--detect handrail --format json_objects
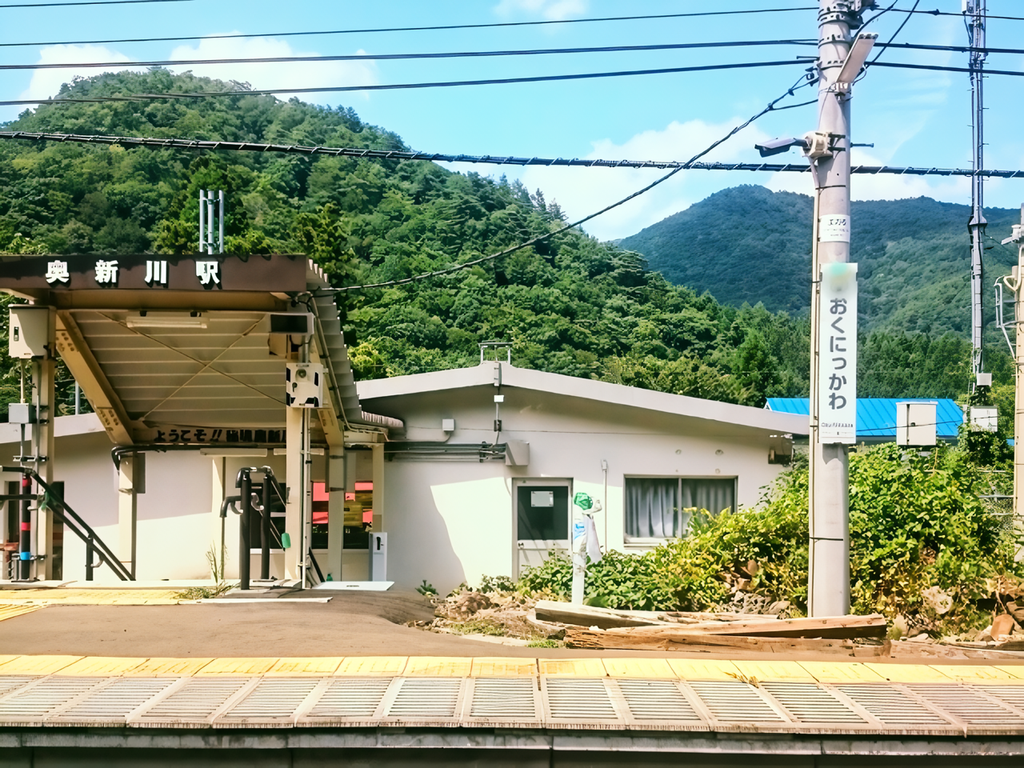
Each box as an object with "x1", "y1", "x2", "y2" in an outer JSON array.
[
  {"x1": 253, "y1": 465, "x2": 323, "y2": 586},
  {"x1": 2, "y1": 466, "x2": 133, "y2": 582}
]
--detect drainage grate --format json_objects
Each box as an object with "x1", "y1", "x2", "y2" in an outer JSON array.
[
  {"x1": 470, "y1": 678, "x2": 537, "y2": 720},
  {"x1": 222, "y1": 678, "x2": 319, "y2": 720},
  {"x1": 545, "y1": 678, "x2": 617, "y2": 720},
  {"x1": 687, "y1": 680, "x2": 786, "y2": 723},
  {"x1": 0, "y1": 677, "x2": 34, "y2": 698},
  {"x1": 308, "y1": 678, "x2": 391, "y2": 719},
  {"x1": 838, "y1": 684, "x2": 953, "y2": 727},
  {"x1": 907, "y1": 684, "x2": 1023, "y2": 727},
  {"x1": 763, "y1": 682, "x2": 866, "y2": 725},
  {"x1": 616, "y1": 679, "x2": 701, "y2": 722},
  {"x1": 980, "y1": 686, "x2": 1024, "y2": 715},
  {"x1": 0, "y1": 677, "x2": 103, "y2": 720},
  {"x1": 140, "y1": 678, "x2": 249, "y2": 722},
  {"x1": 385, "y1": 678, "x2": 462, "y2": 720},
  {"x1": 57, "y1": 678, "x2": 174, "y2": 721}
]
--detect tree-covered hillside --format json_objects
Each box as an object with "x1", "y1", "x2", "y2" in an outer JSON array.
[
  {"x1": 0, "y1": 71, "x2": 996, "y2": 414},
  {"x1": 618, "y1": 184, "x2": 1021, "y2": 338}
]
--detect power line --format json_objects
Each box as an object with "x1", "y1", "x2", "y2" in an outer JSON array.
[
  {"x1": 0, "y1": 8, "x2": 819, "y2": 49},
  {"x1": 0, "y1": 59, "x2": 807, "y2": 107},
  {"x1": 0, "y1": 0, "x2": 190, "y2": 6},
  {"x1": 5, "y1": 131, "x2": 1022, "y2": 179},
  {"x1": 895, "y1": 6, "x2": 1024, "y2": 23},
  {"x1": 0, "y1": 39, "x2": 816, "y2": 72},
  {"x1": 870, "y1": 60, "x2": 1024, "y2": 77},
  {"x1": 324, "y1": 74, "x2": 820, "y2": 293}
]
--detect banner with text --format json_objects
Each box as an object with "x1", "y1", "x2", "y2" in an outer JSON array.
[{"x1": 818, "y1": 262, "x2": 857, "y2": 444}]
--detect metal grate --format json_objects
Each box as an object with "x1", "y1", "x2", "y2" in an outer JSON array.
[
  {"x1": 838, "y1": 684, "x2": 953, "y2": 727},
  {"x1": 385, "y1": 678, "x2": 462, "y2": 720},
  {"x1": 764, "y1": 682, "x2": 866, "y2": 724},
  {"x1": 616, "y1": 679, "x2": 701, "y2": 722},
  {"x1": 0, "y1": 677, "x2": 103, "y2": 719},
  {"x1": 222, "y1": 678, "x2": 318, "y2": 720},
  {"x1": 140, "y1": 678, "x2": 249, "y2": 722},
  {"x1": 907, "y1": 684, "x2": 1023, "y2": 726},
  {"x1": 58, "y1": 678, "x2": 173, "y2": 721},
  {"x1": 470, "y1": 678, "x2": 537, "y2": 719},
  {"x1": 545, "y1": 678, "x2": 617, "y2": 720},
  {"x1": 687, "y1": 680, "x2": 786, "y2": 723},
  {"x1": 308, "y1": 678, "x2": 391, "y2": 719},
  {"x1": 0, "y1": 677, "x2": 34, "y2": 698},
  {"x1": 981, "y1": 685, "x2": 1024, "y2": 715}
]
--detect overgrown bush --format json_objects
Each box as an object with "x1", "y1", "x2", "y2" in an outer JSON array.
[{"x1": 515, "y1": 549, "x2": 672, "y2": 610}]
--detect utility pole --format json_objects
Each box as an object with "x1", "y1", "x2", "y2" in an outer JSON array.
[
  {"x1": 1001, "y1": 209, "x2": 1024, "y2": 558},
  {"x1": 967, "y1": 0, "x2": 988, "y2": 386},
  {"x1": 807, "y1": 1, "x2": 876, "y2": 617}
]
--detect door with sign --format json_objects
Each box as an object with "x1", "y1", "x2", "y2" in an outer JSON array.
[{"x1": 513, "y1": 479, "x2": 571, "y2": 577}]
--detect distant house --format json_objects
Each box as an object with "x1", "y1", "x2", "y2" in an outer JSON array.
[{"x1": 764, "y1": 398, "x2": 964, "y2": 444}]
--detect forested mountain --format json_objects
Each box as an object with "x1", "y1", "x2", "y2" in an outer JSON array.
[
  {"x1": 618, "y1": 184, "x2": 1021, "y2": 338},
  {"x1": 0, "y1": 71, "x2": 998, "y2": 416}
]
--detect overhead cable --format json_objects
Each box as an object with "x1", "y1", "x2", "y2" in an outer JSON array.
[
  {"x1": 0, "y1": 60, "x2": 806, "y2": 107},
  {"x1": 3, "y1": 131, "x2": 1020, "y2": 179},
  {"x1": 0, "y1": 0, "x2": 190, "y2": 6},
  {"x1": 870, "y1": 61, "x2": 1024, "y2": 77},
  {"x1": 0, "y1": 7, "x2": 819, "y2": 48},
  {"x1": 0, "y1": 39, "x2": 816, "y2": 72}
]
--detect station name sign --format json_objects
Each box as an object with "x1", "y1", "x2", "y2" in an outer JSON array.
[{"x1": 0, "y1": 253, "x2": 309, "y2": 293}]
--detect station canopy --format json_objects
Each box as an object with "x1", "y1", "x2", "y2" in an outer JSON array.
[{"x1": 0, "y1": 253, "x2": 395, "y2": 448}]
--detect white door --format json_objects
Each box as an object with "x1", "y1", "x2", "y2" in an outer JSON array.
[{"x1": 513, "y1": 479, "x2": 570, "y2": 577}]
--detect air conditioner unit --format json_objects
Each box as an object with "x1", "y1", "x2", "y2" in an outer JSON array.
[{"x1": 285, "y1": 363, "x2": 324, "y2": 408}]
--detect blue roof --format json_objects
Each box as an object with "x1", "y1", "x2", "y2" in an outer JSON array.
[{"x1": 764, "y1": 398, "x2": 964, "y2": 441}]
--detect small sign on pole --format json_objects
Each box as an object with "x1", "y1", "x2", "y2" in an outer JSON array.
[{"x1": 818, "y1": 262, "x2": 858, "y2": 444}]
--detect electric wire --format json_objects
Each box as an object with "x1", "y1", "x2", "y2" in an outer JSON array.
[
  {"x1": 0, "y1": 39, "x2": 818, "y2": 72},
  {"x1": 0, "y1": 59, "x2": 807, "y2": 107},
  {"x1": 895, "y1": 6, "x2": 1024, "y2": 23},
  {"x1": 5, "y1": 130, "x2": 1023, "y2": 179},
  {"x1": 0, "y1": 0, "x2": 189, "y2": 6},
  {"x1": 0, "y1": 8, "x2": 820, "y2": 49},
  {"x1": 859, "y1": 0, "x2": 921, "y2": 82},
  {"x1": 870, "y1": 60, "x2": 1024, "y2": 77},
  {"x1": 321, "y1": 73, "x2": 818, "y2": 293}
]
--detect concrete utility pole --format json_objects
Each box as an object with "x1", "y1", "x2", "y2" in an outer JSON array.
[
  {"x1": 807, "y1": 1, "x2": 876, "y2": 617},
  {"x1": 1001, "y1": 209, "x2": 1024, "y2": 557},
  {"x1": 967, "y1": 0, "x2": 988, "y2": 384}
]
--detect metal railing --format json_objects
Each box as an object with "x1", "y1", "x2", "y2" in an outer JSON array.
[{"x1": 1, "y1": 465, "x2": 133, "y2": 582}]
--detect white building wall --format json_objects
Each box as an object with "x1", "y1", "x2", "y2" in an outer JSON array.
[{"x1": 364, "y1": 384, "x2": 788, "y2": 593}]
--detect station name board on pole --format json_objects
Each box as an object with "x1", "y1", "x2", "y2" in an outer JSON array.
[{"x1": 818, "y1": 262, "x2": 857, "y2": 444}]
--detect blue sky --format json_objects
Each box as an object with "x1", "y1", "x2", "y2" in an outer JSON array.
[{"x1": 1, "y1": 0, "x2": 1022, "y2": 241}]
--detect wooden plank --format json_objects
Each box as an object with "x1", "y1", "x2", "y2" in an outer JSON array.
[
  {"x1": 533, "y1": 600, "x2": 669, "y2": 629},
  {"x1": 563, "y1": 626, "x2": 873, "y2": 656}
]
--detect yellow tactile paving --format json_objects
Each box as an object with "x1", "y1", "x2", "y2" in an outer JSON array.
[
  {"x1": 996, "y1": 666, "x2": 1024, "y2": 680},
  {"x1": 59, "y1": 657, "x2": 147, "y2": 676},
  {"x1": 862, "y1": 663, "x2": 956, "y2": 683},
  {"x1": 539, "y1": 658, "x2": 606, "y2": 677},
  {"x1": 334, "y1": 657, "x2": 408, "y2": 676},
  {"x1": 123, "y1": 658, "x2": 215, "y2": 677},
  {"x1": 471, "y1": 657, "x2": 538, "y2": 677},
  {"x1": 0, "y1": 589, "x2": 182, "y2": 605},
  {"x1": 0, "y1": 655, "x2": 82, "y2": 675},
  {"x1": 798, "y1": 661, "x2": 886, "y2": 683},
  {"x1": 666, "y1": 658, "x2": 741, "y2": 681},
  {"x1": 731, "y1": 660, "x2": 817, "y2": 683},
  {"x1": 0, "y1": 604, "x2": 43, "y2": 622},
  {"x1": 194, "y1": 657, "x2": 278, "y2": 676},
  {"x1": 602, "y1": 658, "x2": 676, "y2": 679},
  {"x1": 404, "y1": 657, "x2": 474, "y2": 677},
  {"x1": 928, "y1": 665, "x2": 1024, "y2": 684},
  {"x1": 266, "y1": 658, "x2": 343, "y2": 676}
]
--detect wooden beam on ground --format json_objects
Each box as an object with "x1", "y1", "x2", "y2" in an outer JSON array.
[{"x1": 563, "y1": 626, "x2": 884, "y2": 656}]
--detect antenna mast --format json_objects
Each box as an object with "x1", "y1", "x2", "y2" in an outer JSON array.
[{"x1": 967, "y1": 0, "x2": 988, "y2": 386}]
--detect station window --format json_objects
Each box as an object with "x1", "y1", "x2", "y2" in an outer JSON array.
[{"x1": 624, "y1": 477, "x2": 735, "y2": 541}]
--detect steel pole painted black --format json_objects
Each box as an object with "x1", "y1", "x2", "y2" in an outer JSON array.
[
  {"x1": 260, "y1": 475, "x2": 270, "y2": 580},
  {"x1": 239, "y1": 470, "x2": 251, "y2": 590}
]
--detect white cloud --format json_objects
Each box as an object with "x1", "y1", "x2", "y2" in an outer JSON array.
[
  {"x1": 168, "y1": 35, "x2": 378, "y2": 100},
  {"x1": 18, "y1": 44, "x2": 138, "y2": 105},
  {"x1": 493, "y1": 0, "x2": 588, "y2": 21},
  {"x1": 507, "y1": 118, "x2": 774, "y2": 241}
]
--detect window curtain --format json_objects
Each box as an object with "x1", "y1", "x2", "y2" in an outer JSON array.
[
  {"x1": 625, "y1": 478, "x2": 735, "y2": 539},
  {"x1": 625, "y1": 478, "x2": 680, "y2": 538}
]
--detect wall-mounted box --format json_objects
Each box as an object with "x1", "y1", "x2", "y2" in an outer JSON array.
[
  {"x1": 896, "y1": 401, "x2": 937, "y2": 446},
  {"x1": 8, "y1": 305, "x2": 53, "y2": 359},
  {"x1": 286, "y1": 362, "x2": 324, "y2": 408}
]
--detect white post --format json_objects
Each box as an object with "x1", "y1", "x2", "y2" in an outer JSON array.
[{"x1": 198, "y1": 189, "x2": 206, "y2": 253}]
